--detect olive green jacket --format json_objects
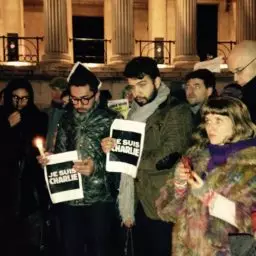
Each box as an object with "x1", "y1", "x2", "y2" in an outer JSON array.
[{"x1": 135, "y1": 96, "x2": 192, "y2": 219}]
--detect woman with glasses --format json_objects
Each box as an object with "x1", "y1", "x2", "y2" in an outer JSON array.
[
  {"x1": 156, "y1": 97, "x2": 256, "y2": 256},
  {"x1": 0, "y1": 78, "x2": 48, "y2": 255}
]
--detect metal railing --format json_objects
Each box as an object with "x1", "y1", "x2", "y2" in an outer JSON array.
[
  {"x1": 0, "y1": 35, "x2": 43, "y2": 64},
  {"x1": 217, "y1": 41, "x2": 236, "y2": 58},
  {"x1": 135, "y1": 39, "x2": 176, "y2": 64},
  {"x1": 70, "y1": 37, "x2": 111, "y2": 64},
  {"x1": 0, "y1": 36, "x2": 237, "y2": 66}
]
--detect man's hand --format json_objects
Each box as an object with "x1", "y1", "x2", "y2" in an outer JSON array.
[
  {"x1": 8, "y1": 111, "x2": 21, "y2": 127},
  {"x1": 37, "y1": 152, "x2": 51, "y2": 166},
  {"x1": 101, "y1": 137, "x2": 116, "y2": 154},
  {"x1": 73, "y1": 157, "x2": 94, "y2": 176}
]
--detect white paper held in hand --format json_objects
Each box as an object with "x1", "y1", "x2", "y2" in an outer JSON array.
[{"x1": 106, "y1": 119, "x2": 146, "y2": 178}]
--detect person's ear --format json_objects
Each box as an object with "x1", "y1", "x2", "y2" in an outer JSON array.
[
  {"x1": 95, "y1": 91, "x2": 100, "y2": 101},
  {"x1": 154, "y1": 77, "x2": 161, "y2": 89},
  {"x1": 207, "y1": 87, "x2": 213, "y2": 97}
]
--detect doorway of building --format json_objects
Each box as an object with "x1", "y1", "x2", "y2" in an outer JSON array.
[
  {"x1": 72, "y1": 16, "x2": 104, "y2": 63},
  {"x1": 197, "y1": 4, "x2": 218, "y2": 61}
]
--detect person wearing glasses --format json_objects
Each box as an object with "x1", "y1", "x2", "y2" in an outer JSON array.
[
  {"x1": 40, "y1": 62, "x2": 121, "y2": 256},
  {"x1": 0, "y1": 78, "x2": 48, "y2": 255},
  {"x1": 228, "y1": 40, "x2": 256, "y2": 123},
  {"x1": 184, "y1": 69, "x2": 217, "y2": 128}
]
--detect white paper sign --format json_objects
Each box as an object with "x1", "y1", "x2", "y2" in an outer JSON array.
[
  {"x1": 106, "y1": 119, "x2": 146, "y2": 178},
  {"x1": 44, "y1": 150, "x2": 84, "y2": 204},
  {"x1": 194, "y1": 56, "x2": 225, "y2": 73}
]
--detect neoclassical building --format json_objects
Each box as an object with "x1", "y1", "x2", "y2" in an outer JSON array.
[
  {"x1": 0, "y1": 0, "x2": 255, "y2": 106},
  {"x1": 0, "y1": 0, "x2": 255, "y2": 66}
]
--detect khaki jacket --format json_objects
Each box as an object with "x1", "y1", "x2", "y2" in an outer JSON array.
[{"x1": 135, "y1": 95, "x2": 192, "y2": 219}]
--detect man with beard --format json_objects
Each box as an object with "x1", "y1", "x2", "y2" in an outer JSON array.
[
  {"x1": 184, "y1": 69, "x2": 217, "y2": 127},
  {"x1": 40, "y1": 62, "x2": 121, "y2": 256},
  {"x1": 101, "y1": 56, "x2": 192, "y2": 256},
  {"x1": 228, "y1": 40, "x2": 256, "y2": 123}
]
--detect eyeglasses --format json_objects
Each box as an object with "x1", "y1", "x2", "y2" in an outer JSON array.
[
  {"x1": 12, "y1": 95, "x2": 29, "y2": 102},
  {"x1": 70, "y1": 93, "x2": 96, "y2": 105},
  {"x1": 233, "y1": 56, "x2": 256, "y2": 74}
]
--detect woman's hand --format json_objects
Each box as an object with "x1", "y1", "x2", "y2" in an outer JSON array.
[
  {"x1": 188, "y1": 171, "x2": 204, "y2": 189},
  {"x1": 8, "y1": 111, "x2": 21, "y2": 127},
  {"x1": 188, "y1": 172, "x2": 214, "y2": 206},
  {"x1": 101, "y1": 137, "x2": 116, "y2": 154},
  {"x1": 37, "y1": 152, "x2": 51, "y2": 166},
  {"x1": 174, "y1": 161, "x2": 191, "y2": 182},
  {"x1": 73, "y1": 157, "x2": 94, "y2": 176}
]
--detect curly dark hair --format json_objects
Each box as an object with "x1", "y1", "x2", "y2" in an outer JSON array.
[{"x1": 124, "y1": 56, "x2": 160, "y2": 81}]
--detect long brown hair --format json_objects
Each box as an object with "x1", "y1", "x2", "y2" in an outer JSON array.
[{"x1": 190, "y1": 96, "x2": 256, "y2": 152}]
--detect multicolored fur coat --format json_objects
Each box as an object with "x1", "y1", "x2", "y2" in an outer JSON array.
[{"x1": 156, "y1": 146, "x2": 256, "y2": 256}]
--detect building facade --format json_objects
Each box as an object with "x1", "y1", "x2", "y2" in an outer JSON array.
[
  {"x1": 0, "y1": 0, "x2": 255, "y2": 107},
  {"x1": 0, "y1": 0, "x2": 255, "y2": 67}
]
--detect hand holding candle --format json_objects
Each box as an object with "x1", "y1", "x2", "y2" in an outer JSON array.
[{"x1": 34, "y1": 137, "x2": 45, "y2": 157}]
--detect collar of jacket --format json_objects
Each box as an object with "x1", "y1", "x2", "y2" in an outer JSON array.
[
  {"x1": 158, "y1": 95, "x2": 180, "y2": 110},
  {"x1": 241, "y1": 76, "x2": 256, "y2": 99}
]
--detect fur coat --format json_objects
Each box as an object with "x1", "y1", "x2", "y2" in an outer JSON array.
[{"x1": 156, "y1": 146, "x2": 256, "y2": 256}]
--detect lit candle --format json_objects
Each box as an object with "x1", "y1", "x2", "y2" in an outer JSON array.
[{"x1": 34, "y1": 137, "x2": 45, "y2": 157}]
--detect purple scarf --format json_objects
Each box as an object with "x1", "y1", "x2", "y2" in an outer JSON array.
[{"x1": 207, "y1": 138, "x2": 256, "y2": 172}]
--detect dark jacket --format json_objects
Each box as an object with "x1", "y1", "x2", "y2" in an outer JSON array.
[
  {"x1": 0, "y1": 79, "x2": 48, "y2": 217},
  {"x1": 44, "y1": 101, "x2": 67, "y2": 152},
  {"x1": 54, "y1": 103, "x2": 120, "y2": 206},
  {"x1": 241, "y1": 76, "x2": 256, "y2": 123}
]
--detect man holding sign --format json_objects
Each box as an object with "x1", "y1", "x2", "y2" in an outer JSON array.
[
  {"x1": 102, "y1": 57, "x2": 193, "y2": 256},
  {"x1": 48, "y1": 62, "x2": 120, "y2": 256}
]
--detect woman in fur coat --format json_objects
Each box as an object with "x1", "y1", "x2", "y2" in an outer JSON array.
[{"x1": 156, "y1": 96, "x2": 256, "y2": 256}]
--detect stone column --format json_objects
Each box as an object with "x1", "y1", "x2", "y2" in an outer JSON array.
[
  {"x1": 110, "y1": 0, "x2": 134, "y2": 64},
  {"x1": 104, "y1": 0, "x2": 112, "y2": 64},
  {"x1": 0, "y1": 0, "x2": 5, "y2": 61},
  {"x1": 42, "y1": 0, "x2": 73, "y2": 63},
  {"x1": 2, "y1": 0, "x2": 24, "y2": 60},
  {"x1": 173, "y1": 0, "x2": 199, "y2": 68},
  {"x1": 236, "y1": 0, "x2": 256, "y2": 42},
  {"x1": 148, "y1": 0, "x2": 167, "y2": 61},
  {"x1": 3, "y1": 0, "x2": 24, "y2": 36}
]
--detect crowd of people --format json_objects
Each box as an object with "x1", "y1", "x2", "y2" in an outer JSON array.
[{"x1": 0, "y1": 40, "x2": 256, "y2": 256}]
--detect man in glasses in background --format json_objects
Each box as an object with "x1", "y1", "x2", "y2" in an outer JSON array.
[
  {"x1": 51, "y1": 62, "x2": 121, "y2": 256},
  {"x1": 228, "y1": 40, "x2": 256, "y2": 123}
]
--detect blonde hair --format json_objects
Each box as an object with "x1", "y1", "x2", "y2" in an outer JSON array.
[{"x1": 190, "y1": 96, "x2": 256, "y2": 152}]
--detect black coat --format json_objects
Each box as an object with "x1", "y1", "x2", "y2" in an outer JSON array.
[
  {"x1": 241, "y1": 76, "x2": 256, "y2": 124},
  {"x1": 0, "y1": 80, "x2": 48, "y2": 218}
]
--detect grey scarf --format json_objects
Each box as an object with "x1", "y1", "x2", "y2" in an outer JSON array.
[{"x1": 118, "y1": 83, "x2": 170, "y2": 223}]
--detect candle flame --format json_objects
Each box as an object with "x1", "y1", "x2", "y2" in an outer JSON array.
[
  {"x1": 34, "y1": 137, "x2": 45, "y2": 157},
  {"x1": 34, "y1": 137, "x2": 44, "y2": 148}
]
